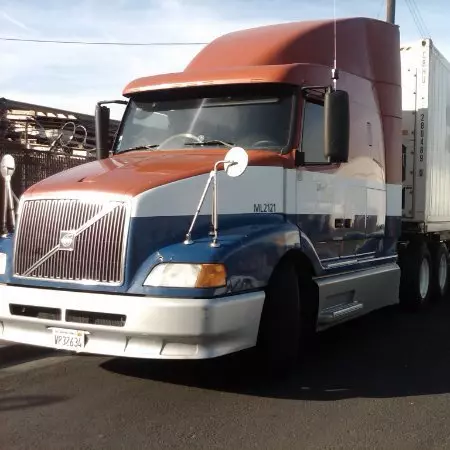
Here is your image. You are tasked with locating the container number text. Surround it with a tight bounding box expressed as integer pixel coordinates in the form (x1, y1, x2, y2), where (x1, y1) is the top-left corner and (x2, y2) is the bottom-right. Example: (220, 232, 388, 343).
(419, 113, 425, 167)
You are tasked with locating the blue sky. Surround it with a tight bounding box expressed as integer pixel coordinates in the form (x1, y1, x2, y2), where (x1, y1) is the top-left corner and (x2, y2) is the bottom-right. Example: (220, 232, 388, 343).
(1, 0, 448, 118)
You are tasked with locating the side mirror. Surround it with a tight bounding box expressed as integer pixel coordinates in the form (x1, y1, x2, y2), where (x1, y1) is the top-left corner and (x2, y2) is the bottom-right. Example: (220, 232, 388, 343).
(0, 154, 15, 180)
(223, 147, 249, 178)
(324, 90, 350, 163)
(1, 154, 17, 234)
(95, 104, 110, 160)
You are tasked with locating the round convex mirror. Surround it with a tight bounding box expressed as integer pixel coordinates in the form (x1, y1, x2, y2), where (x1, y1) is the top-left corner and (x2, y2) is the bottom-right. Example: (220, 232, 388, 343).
(0, 154, 15, 179)
(223, 147, 249, 178)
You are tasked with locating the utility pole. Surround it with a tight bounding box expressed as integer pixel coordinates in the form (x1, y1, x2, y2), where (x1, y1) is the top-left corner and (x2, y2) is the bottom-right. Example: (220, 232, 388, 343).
(386, 0, 396, 24)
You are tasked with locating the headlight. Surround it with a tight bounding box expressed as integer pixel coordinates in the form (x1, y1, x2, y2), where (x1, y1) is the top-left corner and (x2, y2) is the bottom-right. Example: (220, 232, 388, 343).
(144, 263, 227, 288)
(0, 253, 6, 275)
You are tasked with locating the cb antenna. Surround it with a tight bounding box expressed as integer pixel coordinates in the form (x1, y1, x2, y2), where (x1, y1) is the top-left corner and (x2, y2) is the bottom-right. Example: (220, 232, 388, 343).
(331, 0, 339, 90)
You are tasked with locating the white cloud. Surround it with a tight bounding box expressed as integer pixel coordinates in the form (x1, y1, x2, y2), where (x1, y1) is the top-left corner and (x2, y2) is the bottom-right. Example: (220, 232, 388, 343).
(0, 0, 287, 118)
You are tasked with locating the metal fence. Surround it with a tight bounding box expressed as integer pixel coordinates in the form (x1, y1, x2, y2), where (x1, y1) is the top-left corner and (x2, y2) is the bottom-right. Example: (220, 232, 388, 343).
(0, 98, 121, 232)
(0, 148, 96, 232)
(0, 148, 96, 197)
(0, 98, 119, 232)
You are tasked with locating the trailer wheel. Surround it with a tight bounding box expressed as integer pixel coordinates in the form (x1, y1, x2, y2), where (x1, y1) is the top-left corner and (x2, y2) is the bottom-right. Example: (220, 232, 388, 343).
(399, 240, 432, 311)
(255, 258, 301, 374)
(429, 242, 449, 301)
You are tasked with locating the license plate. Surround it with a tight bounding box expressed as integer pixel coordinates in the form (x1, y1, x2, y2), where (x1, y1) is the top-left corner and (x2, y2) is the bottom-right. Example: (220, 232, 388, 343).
(52, 328, 85, 352)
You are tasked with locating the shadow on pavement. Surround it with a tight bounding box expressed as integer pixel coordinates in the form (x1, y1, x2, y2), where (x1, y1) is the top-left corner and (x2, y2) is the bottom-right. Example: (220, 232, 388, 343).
(101, 300, 450, 401)
(0, 395, 68, 412)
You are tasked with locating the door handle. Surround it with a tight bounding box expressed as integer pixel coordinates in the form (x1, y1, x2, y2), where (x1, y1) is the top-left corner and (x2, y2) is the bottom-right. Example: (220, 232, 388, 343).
(335, 218, 352, 229)
(335, 218, 344, 228)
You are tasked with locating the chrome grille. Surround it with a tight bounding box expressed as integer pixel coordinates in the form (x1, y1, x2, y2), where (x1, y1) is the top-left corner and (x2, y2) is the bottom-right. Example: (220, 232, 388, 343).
(14, 198, 128, 284)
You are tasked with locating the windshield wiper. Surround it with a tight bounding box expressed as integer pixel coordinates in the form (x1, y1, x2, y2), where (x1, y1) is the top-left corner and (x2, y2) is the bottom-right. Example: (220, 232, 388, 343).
(185, 140, 234, 148)
(118, 144, 159, 154)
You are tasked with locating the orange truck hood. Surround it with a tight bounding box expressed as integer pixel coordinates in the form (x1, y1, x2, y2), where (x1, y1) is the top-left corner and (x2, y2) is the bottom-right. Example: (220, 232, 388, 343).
(25, 150, 292, 198)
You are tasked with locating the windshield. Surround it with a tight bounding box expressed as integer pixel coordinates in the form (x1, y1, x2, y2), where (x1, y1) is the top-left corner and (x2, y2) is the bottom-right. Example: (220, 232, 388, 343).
(114, 84, 295, 153)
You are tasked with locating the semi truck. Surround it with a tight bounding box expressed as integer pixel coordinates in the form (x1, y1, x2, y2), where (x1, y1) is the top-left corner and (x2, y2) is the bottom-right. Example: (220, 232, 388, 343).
(1, 17, 450, 372)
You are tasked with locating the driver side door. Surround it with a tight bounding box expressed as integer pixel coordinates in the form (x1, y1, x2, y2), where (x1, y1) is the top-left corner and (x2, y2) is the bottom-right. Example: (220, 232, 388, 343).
(296, 99, 365, 263)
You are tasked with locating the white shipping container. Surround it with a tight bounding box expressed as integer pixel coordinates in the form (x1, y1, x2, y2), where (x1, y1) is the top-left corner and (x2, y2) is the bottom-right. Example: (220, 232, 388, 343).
(401, 39, 450, 232)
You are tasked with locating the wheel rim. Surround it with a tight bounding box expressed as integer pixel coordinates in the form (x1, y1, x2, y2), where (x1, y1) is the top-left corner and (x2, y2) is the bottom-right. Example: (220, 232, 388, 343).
(419, 258, 430, 299)
(438, 253, 448, 292)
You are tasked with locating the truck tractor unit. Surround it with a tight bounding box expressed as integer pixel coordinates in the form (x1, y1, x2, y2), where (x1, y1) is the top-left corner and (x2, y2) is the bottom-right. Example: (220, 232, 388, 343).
(1, 17, 450, 372)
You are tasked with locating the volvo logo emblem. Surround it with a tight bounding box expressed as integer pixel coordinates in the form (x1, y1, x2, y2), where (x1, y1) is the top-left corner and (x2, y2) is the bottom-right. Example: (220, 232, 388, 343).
(59, 231, 76, 251)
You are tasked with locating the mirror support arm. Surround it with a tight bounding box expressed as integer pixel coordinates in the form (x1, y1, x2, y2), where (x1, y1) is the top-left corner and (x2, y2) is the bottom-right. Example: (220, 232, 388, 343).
(183, 147, 248, 248)
(184, 170, 215, 245)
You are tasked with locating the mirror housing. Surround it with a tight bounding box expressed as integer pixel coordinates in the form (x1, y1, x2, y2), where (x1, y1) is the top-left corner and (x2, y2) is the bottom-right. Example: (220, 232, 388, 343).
(95, 103, 110, 160)
(324, 89, 350, 163)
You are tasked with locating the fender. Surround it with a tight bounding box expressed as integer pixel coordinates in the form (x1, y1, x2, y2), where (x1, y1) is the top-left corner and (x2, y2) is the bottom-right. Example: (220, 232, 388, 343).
(297, 230, 324, 276)
(127, 216, 304, 297)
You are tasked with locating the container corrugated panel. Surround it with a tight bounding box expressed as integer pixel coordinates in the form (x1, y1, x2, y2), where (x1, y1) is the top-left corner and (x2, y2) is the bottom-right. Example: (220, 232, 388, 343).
(400, 43, 420, 220)
(400, 39, 450, 229)
(425, 41, 450, 224)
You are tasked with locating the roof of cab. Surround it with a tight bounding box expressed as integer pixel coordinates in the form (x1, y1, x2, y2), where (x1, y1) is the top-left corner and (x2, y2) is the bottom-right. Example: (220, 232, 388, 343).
(123, 17, 400, 96)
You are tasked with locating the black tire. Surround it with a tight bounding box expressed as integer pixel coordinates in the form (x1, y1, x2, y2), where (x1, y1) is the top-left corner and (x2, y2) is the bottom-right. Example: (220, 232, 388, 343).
(255, 258, 301, 374)
(399, 240, 432, 311)
(429, 242, 449, 301)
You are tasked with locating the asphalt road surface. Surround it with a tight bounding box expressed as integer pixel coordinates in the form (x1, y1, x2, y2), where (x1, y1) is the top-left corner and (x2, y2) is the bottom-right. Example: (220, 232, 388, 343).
(2, 301, 450, 450)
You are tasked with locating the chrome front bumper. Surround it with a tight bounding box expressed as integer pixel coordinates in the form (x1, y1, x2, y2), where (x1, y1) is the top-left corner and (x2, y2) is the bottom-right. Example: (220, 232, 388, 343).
(0, 285, 265, 359)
